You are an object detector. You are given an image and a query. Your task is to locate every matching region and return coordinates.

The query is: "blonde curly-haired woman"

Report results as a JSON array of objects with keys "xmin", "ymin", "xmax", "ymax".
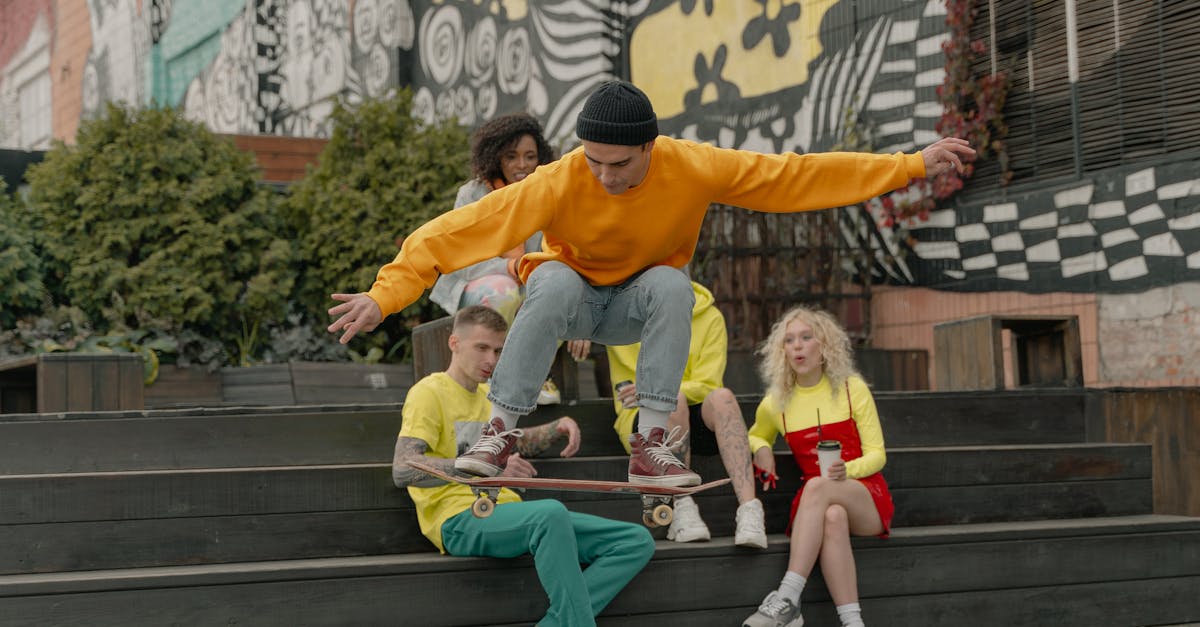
[{"xmin": 742, "ymin": 305, "xmax": 895, "ymax": 627}]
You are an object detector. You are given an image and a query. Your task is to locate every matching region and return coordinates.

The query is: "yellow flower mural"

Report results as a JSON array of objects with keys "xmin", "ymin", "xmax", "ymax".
[{"xmin": 630, "ymin": 0, "xmax": 839, "ymax": 119}]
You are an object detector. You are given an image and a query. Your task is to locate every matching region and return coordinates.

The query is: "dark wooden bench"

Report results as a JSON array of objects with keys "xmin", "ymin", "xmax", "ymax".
[
  {"xmin": 220, "ymin": 361, "xmax": 414, "ymax": 406},
  {"xmin": 0, "ymin": 353, "xmax": 143, "ymax": 414},
  {"xmin": 933, "ymin": 314, "xmax": 1083, "ymax": 391}
]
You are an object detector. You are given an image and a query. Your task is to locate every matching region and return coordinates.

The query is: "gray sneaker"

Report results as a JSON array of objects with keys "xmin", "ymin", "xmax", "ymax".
[{"xmin": 742, "ymin": 590, "xmax": 803, "ymax": 627}]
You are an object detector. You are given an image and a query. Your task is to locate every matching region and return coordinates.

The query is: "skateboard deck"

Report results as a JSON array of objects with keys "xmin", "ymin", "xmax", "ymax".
[{"xmin": 407, "ymin": 460, "xmax": 731, "ymax": 527}]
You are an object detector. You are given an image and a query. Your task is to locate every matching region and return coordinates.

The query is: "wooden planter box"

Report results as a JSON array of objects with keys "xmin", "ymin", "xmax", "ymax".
[
  {"xmin": 144, "ymin": 365, "xmax": 224, "ymax": 409},
  {"xmin": 221, "ymin": 361, "xmax": 415, "ymax": 406},
  {"xmin": 0, "ymin": 353, "xmax": 144, "ymax": 414}
]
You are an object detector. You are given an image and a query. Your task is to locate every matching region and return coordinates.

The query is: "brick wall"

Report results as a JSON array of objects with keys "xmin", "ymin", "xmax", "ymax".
[
  {"xmin": 1096, "ymin": 283, "xmax": 1200, "ymax": 387},
  {"xmin": 870, "ymin": 286, "xmax": 1100, "ymax": 389}
]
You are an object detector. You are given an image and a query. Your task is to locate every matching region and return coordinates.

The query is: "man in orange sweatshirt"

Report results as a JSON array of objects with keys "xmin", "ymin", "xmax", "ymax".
[{"xmin": 329, "ymin": 80, "xmax": 974, "ymax": 487}]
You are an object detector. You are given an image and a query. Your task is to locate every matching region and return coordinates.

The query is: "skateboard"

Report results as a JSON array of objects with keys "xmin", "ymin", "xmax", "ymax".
[{"xmin": 407, "ymin": 460, "xmax": 731, "ymax": 527}]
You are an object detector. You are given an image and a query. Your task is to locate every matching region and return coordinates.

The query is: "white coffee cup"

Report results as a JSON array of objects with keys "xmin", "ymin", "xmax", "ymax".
[{"xmin": 816, "ymin": 440, "xmax": 842, "ymax": 478}]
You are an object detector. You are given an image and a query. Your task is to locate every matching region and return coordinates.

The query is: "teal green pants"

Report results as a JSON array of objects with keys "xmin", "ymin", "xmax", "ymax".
[{"xmin": 442, "ymin": 499, "xmax": 656, "ymax": 627}]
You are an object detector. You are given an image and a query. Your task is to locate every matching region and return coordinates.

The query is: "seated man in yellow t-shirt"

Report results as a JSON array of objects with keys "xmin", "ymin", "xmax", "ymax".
[
  {"xmin": 608, "ymin": 280, "xmax": 766, "ymax": 549},
  {"xmin": 392, "ymin": 305, "xmax": 655, "ymax": 627}
]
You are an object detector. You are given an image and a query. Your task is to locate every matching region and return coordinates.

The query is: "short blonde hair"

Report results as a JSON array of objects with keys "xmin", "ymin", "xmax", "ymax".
[{"xmin": 756, "ymin": 305, "xmax": 859, "ymax": 406}]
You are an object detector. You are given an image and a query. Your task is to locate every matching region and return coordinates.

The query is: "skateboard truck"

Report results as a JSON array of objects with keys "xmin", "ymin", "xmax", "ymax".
[{"xmin": 641, "ymin": 495, "xmax": 673, "ymax": 527}]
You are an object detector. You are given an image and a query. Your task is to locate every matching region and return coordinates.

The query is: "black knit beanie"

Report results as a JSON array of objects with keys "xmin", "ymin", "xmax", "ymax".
[{"xmin": 576, "ymin": 81, "xmax": 659, "ymax": 145}]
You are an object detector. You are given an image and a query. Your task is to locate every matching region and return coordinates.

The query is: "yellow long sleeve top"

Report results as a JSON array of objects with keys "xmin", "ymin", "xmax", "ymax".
[
  {"xmin": 607, "ymin": 281, "xmax": 726, "ymax": 451},
  {"xmin": 368, "ymin": 136, "xmax": 926, "ymax": 316},
  {"xmin": 747, "ymin": 375, "xmax": 887, "ymax": 479}
]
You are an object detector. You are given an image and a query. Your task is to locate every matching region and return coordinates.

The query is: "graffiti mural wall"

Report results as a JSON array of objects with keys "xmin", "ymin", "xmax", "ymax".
[
  {"xmin": 629, "ymin": 0, "xmax": 945, "ymax": 157},
  {"xmin": 3, "ymin": 0, "xmax": 1199, "ymax": 302}
]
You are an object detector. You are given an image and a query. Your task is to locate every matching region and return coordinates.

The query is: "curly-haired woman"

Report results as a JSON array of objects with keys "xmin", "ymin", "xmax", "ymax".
[
  {"xmin": 742, "ymin": 305, "xmax": 895, "ymax": 627},
  {"xmin": 430, "ymin": 112, "xmax": 556, "ymax": 323}
]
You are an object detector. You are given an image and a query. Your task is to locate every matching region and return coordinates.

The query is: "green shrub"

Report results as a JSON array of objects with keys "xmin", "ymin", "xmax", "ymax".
[
  {"xmin": 23, "ymin": 103, "xmax": 296, "ymax": 367},
  {"xmin": 0, "ymin": 180, "xmax": 45, "ymax": 328},
  {"xmin": 283, "ymin": 90, "xmax": 470, "ymax": 361}
]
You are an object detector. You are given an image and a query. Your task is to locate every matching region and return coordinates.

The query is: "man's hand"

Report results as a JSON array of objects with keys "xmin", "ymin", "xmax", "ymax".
[
  {"xmin": 566, "ymin": 339, "xmax": 591, "ymax": 362},
  {"xmin": 555, "ymin": 417, "xmax": 581, "ymax": 458},
  {"xmin": 616, "ymin": 381, "xmax": 637, "ymax": 409},
  {"xmin": 500, "ymin": 453, "xmax": 537, "ymax": 478},
  {"xmin": 327, "ymin": 293, "xmax": 383, "ymax": 344},
  {"xmin": 921, "ymin": 137, "xmax": 976, "ymax": 177}
]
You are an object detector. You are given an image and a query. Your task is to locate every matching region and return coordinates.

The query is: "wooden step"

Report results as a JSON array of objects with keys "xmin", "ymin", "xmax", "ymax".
[
  {"xmin": 1, "ymin": 516, "xmax": 1196, "ymax": 627},
  {"xmin": 0, "ymin": 444, "xmax": 1151, "ymax": 574},
  {"xmin": 0, "ymin": 390, "xmax": 1094, "ymax": 473}
]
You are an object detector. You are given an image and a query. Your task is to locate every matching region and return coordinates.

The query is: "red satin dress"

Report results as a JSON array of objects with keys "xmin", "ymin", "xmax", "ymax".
[{"xmin": 782, "ymin": 386, "xmax": 895, "ymax": 538}]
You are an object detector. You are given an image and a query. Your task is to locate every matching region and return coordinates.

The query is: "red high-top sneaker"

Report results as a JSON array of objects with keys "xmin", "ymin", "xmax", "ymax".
[
  {"xmin": 628, "ymin": 426, "xmax": 701, "ymax": 487},
  {"xmin": 454, "ymin": 418, "xmax": 523, "ymax": 477}
]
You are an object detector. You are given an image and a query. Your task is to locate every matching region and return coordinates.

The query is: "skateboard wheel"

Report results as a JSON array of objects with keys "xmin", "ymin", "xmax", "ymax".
[
  {"xmin": 642, "ymin": 512, "xmax": 659, "ymax": 528},
  {"xmin": 652, "ymin": 504, "xmax": 673, "ymax": 526},
  {"xmin": 471, "ymin": 495, "xmax": 495, "ymax": 518}
]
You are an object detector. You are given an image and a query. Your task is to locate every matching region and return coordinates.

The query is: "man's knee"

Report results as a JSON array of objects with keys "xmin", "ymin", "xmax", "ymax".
[
  {"xmin": 623, "ymin": 523, "xmax": 656, "ymax": 562},
  {"xmin": 702, "ymin": 388, "xmax": 738, "ymax": 427},
  {"xmin": 527, "ymin": 499, "xmax": 572, "ymax": 528},
  {"xmin": 641, "ymin": 266, "xmax": 692, "ymax": 304},
  {"xmin": 528, "ymin": 262, "xmax": 583, "ymax": 294}
]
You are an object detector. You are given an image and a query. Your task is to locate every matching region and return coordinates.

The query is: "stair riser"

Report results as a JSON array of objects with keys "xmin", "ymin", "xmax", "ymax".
[
  {"xmin": 1, "ymin": 533, "xmax": 1195, "ymax": 627},
  {"xmin": 0, "ymin": 446, "xmax": 1149, "ymax": 525},
  {"xmin": 0, "ymin": 479, "xmax": 1154, "ymax": 574},
  {"xmin": 0, "ymin": 392, "xmax": 1093, "ymax": 473}
]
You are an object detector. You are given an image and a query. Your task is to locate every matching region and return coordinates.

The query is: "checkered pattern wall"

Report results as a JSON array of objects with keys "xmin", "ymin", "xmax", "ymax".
[{"xmin": 897, "ymin": 160, "xmax": 1200, "ymax": 292}]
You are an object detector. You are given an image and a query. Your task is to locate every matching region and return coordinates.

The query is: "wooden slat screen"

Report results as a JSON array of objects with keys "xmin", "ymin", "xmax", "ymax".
[{"xmin": 968, "ymin": 0, "xmax": 1199, "ymax": 194}]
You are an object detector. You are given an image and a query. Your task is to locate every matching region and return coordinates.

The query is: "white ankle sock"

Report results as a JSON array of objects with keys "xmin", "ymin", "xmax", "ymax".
[
  {"xmin": 836, "ymin": 602, "xmax": 864, "ymax": 626},
  {"xmin": 489, "ymin": 404, "xmax": 519, "ymax": 431},
  {"xmin": 778, "ymin": 571, "xmax": 806, "ymax": 605},
  {"xmin": 637, "ymin": 408, "xmax": 670, "ymax": 436}
]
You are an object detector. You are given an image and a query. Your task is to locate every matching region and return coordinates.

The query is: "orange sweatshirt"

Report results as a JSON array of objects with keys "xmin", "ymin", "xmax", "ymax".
[{"xmin": 368, "ymin": 136, "xmax": 926, "ymax": 316}]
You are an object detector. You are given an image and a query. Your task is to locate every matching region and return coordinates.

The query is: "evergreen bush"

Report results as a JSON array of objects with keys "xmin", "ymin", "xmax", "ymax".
[
  {"xmin": 23, "ymin": 103, "xmax": 295, "ymax": 367},
  {"xmin": 0, "ymin": 180, "xmax": 45, "ymax": 328},
  {"xmin": 282, "ymin": 89, "xmax": 470, "ymax": 361}
]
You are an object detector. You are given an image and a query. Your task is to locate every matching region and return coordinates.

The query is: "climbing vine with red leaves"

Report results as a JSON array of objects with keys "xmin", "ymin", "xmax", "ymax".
[{"xmin": 875, "ymin": 0, "xmax": 1012, "ymax": 229}]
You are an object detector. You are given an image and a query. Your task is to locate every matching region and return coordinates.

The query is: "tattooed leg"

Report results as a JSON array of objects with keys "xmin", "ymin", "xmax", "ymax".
[
  {"xmin": 701, "ymin": 388, "xmax": 755, "ymax": 504},
  {"xmin": 668, "ymin": 392, "xmax": 692, "ymax": 466}
]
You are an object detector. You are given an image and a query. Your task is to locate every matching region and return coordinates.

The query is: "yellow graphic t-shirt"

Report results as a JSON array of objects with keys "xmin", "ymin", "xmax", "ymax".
[{"xmin": 399, "ymin": 372, "xmax": 521, "ymax": 553}]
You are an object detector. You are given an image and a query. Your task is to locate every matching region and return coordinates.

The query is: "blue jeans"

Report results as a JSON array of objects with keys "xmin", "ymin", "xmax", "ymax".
[
  {"xmin": 441, "ymin": 499, "xmax": 656, "ymax": 627},
  {"xmin": 488, "ymin": 262, "xmax": 695, "ymax": 415}
]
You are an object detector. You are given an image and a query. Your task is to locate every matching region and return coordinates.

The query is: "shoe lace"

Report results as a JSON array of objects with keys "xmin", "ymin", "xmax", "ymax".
[
  {"xmin": 466, "ymin": 427, "xmax": 524, "ymax": 455},
  {"xmin": 647, "ymin": 426, "xmax": 689, "ymax": 468},
  {"xmin": 758, "ymin": 591, "xmax": 793, "ymax": 618}
]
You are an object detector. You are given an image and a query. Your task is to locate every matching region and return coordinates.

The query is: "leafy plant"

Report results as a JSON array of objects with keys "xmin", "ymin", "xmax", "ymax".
[
  {"xmin": 0, "ymin": 180, "xmax": 45, "ymax": 328},
  {"xmin": 282, "ymin": 89, "xmax": 470, "ymax": 362},
  {"xmin": 872, "ymin": 0, "xmax": 1012, "ymax": 229},
  {"xmin": 22, "ymin": 103, "xmax": 296, "ymax": 367}
]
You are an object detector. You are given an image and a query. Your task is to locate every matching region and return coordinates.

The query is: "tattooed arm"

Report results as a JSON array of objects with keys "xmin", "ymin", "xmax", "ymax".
[
  {"xmin": 516, "ymin": 417, "xmax": 581, "ymax": 458},
  {"xmin": 392, "ymin": 436, "xmax": 457, "ymax": 488}
]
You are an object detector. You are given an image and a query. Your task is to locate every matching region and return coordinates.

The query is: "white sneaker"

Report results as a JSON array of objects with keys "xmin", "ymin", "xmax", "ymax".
[
  {"xmin": 735, "ymin": 498, "xmax": 768, "ymax": 549},
  {"xmin": 742, "ymin": 590, "xmax": 803, "ymax": 627},
  {"xmin": 537, "ymin": 379, "xmax": 561, "ymax": 405},
  {"xmin": 666, "ymin": 495, "xmax": 711, "ymax": 542}
]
